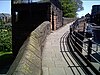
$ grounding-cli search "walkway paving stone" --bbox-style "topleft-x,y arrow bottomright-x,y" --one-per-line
42,22 -> 75,75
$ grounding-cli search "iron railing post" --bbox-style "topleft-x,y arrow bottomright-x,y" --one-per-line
87,38 -> 92,61
70,25 -> 72,35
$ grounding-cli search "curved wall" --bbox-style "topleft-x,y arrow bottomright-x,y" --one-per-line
7,21 -> 50,75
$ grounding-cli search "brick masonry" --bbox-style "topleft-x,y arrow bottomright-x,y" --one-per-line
50,3 -> 63,31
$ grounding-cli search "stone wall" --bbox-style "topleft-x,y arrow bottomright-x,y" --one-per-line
7,21 -> 50,75
12,3 -> 50,56
63,17 -> 76,25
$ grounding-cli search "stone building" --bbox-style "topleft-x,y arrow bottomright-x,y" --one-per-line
0,13 -> 11,24
12,0 -> 63,57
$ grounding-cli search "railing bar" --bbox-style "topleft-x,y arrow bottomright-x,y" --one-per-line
70,35 -> 88,53
70,35 -> 86,54
90,55 -> 100,64
73,34 -> 88,46
71,35 -> 100,64
73,31 -> 85,38
69,19 -> 100,74
68,35 -> 92,74
69,35 -> 100,74
72,32 -> 100,56
91,48 -> 100,56
72,32 -> 90,48
72,32 -> 84,43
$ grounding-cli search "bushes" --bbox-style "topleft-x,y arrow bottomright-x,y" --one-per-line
0,24 -> 12,52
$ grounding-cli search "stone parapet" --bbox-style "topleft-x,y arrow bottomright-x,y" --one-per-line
7,21 -> 50,75
63,17 -> 76,25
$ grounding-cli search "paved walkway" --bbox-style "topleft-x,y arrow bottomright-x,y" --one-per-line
42,22 -> 74,75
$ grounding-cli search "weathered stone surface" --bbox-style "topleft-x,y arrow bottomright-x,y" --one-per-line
7,21 -> 50,75
26,45 -> 41,58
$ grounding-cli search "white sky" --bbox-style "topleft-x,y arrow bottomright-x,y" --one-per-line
77,0 -> 100,18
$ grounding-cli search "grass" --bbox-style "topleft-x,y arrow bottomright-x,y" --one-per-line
0,51 -> 13,65
0,51 -> 12,56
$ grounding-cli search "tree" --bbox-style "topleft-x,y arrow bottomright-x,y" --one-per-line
74,0 -> 83,11
60,0 -> 83,18
41,0 -> 81,17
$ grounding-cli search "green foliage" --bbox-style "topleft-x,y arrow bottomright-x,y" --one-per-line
60,0 -> 83,18
0,24 -> 12,52
74,0 -> 84,11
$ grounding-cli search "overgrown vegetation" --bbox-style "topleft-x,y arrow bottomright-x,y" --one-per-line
0,20 -> 13,74
0,21 -> 12,53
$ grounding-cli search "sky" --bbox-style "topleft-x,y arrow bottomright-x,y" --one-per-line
0,0 -> 100,17
0,1 -> 11,14
0,0 -> 40,14
77,0 -> 100,18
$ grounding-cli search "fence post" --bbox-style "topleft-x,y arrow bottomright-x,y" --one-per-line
70,25 -> 72,34
83,23 -> 86,32
87,38 -> 92,61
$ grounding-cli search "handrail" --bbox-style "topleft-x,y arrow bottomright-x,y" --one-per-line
71,31 -> 100,64
68,18 -> 100,74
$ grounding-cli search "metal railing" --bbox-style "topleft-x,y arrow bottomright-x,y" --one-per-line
68,18 -> 100,74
